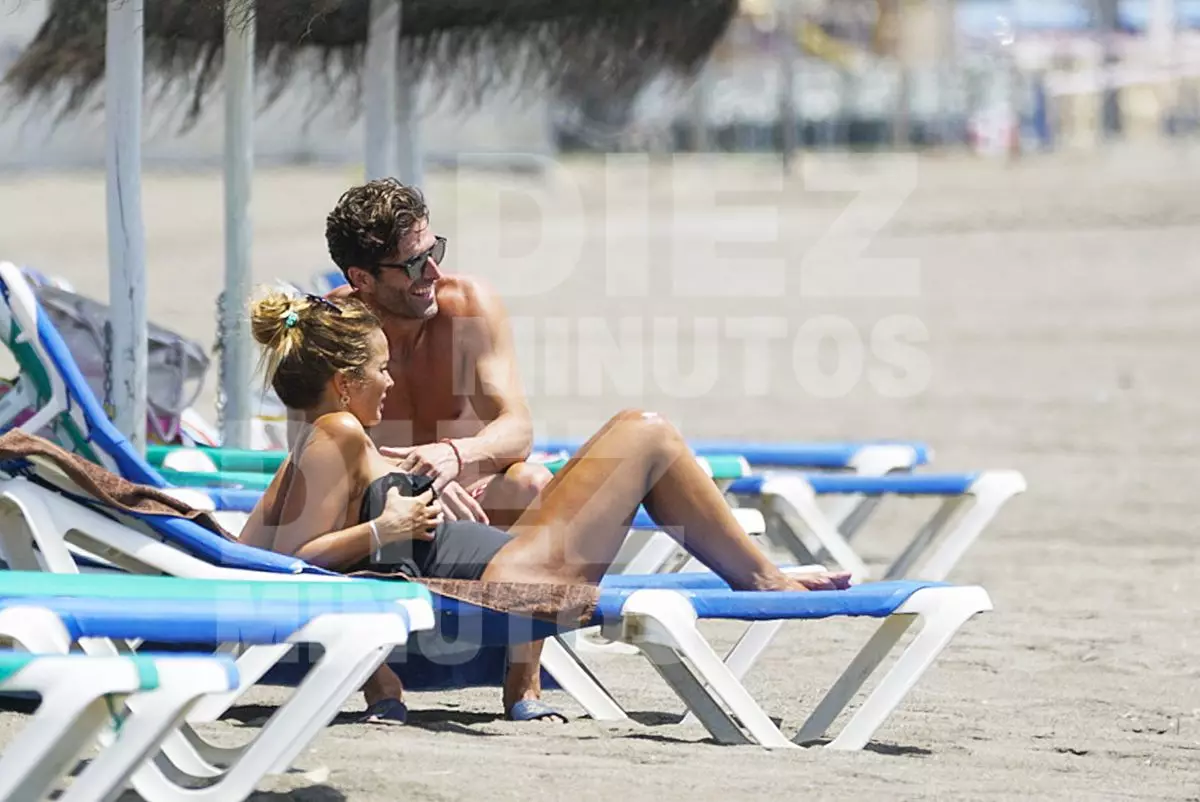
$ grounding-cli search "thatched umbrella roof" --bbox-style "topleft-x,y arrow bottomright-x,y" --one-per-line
4,0 -> 738,128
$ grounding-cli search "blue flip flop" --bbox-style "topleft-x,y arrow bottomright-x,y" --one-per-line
507,699 -> 568,723
358,697 -> 409,725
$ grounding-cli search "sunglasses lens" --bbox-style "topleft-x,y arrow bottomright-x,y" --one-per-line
405,239 -> 445,279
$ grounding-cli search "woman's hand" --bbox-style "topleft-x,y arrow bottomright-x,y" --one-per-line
374,488 -> 443,544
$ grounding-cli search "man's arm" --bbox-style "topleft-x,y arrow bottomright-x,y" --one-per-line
452,278 -> 534,477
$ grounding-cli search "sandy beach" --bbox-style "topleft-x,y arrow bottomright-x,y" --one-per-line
0,145 -> 1198,800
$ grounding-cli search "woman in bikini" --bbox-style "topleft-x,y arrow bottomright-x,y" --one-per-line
238,291 -> 850,723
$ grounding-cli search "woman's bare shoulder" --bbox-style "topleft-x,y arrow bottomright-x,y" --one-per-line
298,413 -> 373,469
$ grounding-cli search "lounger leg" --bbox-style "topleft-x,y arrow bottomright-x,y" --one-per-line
904,471 -> 1026,582
144,645 -> 294,783
0,609 -> 224,792
796,586 -> 993,750
3,611 -> 229,783
637,641 -> 753,745
0,491 -> 81,573
881,498 -> 964,580
82,640 -> 231,780
675,565 -> 827,725
540,637 -> 629,721
58,658 -> 234,802
0,659 -> 142,802
0,606 -> 74,654
827,496 -> 884,538
185,643 -> 292,723
760,477 -> 872,581
823,444 -> 921,533
128,612 -> 410,802
792,614 -> 915,746
606,590 -> 795,749
620,530 -> 684,575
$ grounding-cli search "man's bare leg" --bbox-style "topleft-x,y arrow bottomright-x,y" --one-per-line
359,666 -> 409,723
502,640 -> 565,722
466,463 -> 560,719
480,409 -> 848,722
483,409 -> 851,591
469,462 -> 553,530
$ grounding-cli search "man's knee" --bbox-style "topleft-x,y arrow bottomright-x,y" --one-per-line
503,461 -> 553,505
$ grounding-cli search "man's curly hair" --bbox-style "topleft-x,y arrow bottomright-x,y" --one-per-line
325,178 -> 430,276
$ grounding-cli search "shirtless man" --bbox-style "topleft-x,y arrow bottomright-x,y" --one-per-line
323,178 -> 561,723
324,178 -> 552,530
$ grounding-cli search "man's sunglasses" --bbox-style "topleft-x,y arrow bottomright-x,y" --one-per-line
376,236 -> 446,280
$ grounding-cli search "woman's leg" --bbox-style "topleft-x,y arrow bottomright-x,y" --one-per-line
481,409 -> 849,592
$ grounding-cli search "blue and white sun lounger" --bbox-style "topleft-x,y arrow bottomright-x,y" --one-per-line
590,578 -> 991,749
538,437 -> 931,475
724,470 -> 1027,581
0,446 -> 994,751
0,263 -> 200,485
0,648 -> 234,802
0,571 -> 431,801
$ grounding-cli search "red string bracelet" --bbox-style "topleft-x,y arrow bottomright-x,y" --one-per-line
439,438 -> 464,476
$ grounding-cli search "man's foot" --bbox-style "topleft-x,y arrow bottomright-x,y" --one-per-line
749,570 -> 853,592
357,697 -> 409,725
506,699 -> 568,723
787,571 -> 853,591
360,666 -> 408,724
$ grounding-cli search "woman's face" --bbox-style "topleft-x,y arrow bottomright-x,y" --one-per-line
343,328 -> 393,428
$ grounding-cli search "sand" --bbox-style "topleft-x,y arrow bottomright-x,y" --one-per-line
0,144 -> 1198,800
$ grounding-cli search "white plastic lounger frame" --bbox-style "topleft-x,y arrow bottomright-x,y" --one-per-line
0,603 -> 413,802
740,471 -> 1027,582
0,648 -> 231,802
551,563 -> 827,722
0,651 -> 147,802
798,443 -> 926,535
601,583 -> 993,750
0,264 -> 72,440
629,470 -> 1025,583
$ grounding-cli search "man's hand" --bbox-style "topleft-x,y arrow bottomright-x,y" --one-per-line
381,443 -> 461,491
436,481 -> 489,524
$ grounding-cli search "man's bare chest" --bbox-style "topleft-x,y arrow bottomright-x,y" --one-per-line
380,332 -> 471,424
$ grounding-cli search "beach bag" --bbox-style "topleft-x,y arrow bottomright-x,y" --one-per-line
33,284 -> 211,445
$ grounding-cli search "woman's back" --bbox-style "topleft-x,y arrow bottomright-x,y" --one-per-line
239,412 -> 388,554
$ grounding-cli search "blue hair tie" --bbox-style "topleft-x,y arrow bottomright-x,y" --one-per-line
284,311 -> 299,328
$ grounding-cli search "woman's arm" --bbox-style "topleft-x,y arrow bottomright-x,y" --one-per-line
290,521 -> 379,571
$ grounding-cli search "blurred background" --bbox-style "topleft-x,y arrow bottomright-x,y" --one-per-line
1,0 -> 1198,446
3,0 -> 1198,170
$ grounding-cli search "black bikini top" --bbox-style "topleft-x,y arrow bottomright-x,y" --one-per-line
358,471 -> 437,525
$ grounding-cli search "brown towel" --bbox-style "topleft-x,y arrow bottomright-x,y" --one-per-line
0,430 -> 600,626
0,429 -> 236,539
350,570 -> 601,628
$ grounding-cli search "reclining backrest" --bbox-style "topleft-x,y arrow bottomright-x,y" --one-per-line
2,453 -> 321,575
0,263 -> 169,487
